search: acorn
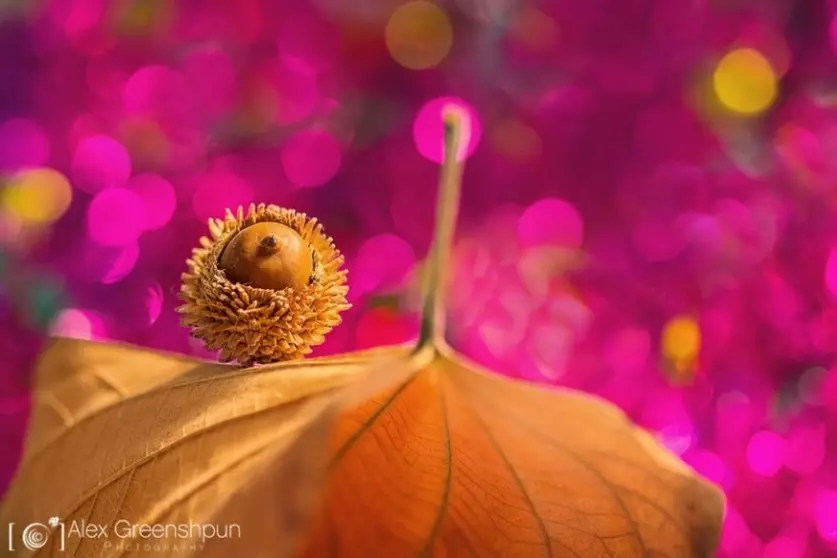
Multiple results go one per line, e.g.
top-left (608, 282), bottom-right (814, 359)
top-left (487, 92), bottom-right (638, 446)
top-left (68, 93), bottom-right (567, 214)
top-left (177, 203), bottom-right (350, 365)
top-left (219, 221), bottom-right (313, 291)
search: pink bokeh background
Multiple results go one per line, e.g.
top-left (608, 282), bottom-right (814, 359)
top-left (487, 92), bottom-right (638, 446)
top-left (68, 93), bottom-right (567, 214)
top-left (1, 0), bottom-right (837, 555)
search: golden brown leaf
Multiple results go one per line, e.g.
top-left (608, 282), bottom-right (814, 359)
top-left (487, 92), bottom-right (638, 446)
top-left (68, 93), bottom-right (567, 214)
top-left (299, 109), bottom-right (723, 557)
top-left (302, 343), bottom-right (723, 557)
top-left (22, 339), bottom-right (231, 461)
top-left (0, 339), bottom-right (392, 558)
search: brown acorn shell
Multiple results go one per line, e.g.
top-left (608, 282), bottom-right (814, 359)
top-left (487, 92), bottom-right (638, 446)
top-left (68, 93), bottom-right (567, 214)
top-left (177, 203), bottom-right (350, 365)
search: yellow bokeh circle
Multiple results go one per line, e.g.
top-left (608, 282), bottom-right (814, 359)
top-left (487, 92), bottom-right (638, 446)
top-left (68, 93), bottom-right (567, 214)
top-left (385, 1), bottom-right (453, 70)
top-left (661, 315), bottom-right (701, 363)
top-left (1, 167), bottom-right (73, 225)
top-left (713, 48), bottom-right (778, 116)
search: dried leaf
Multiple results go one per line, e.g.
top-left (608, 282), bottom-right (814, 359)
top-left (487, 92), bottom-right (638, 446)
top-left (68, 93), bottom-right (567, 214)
top-left (0, 340), bottom-right (392, 557)
top-left (300, 109), bottom-right (724, 557)
top-left (23, 339), bottom-right (231, 461)
top-left (1, 108), bottom-right (724, 558)
top-left (303, 344), bottom-right (724, 557)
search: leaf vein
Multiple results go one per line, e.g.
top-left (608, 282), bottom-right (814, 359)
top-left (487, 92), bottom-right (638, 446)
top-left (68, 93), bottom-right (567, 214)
top-left (25, 359), bottom-right (358, 468)
top-left (53, 396), bottom-right (314, 526)
top-left (419, 380), bottom-right (452, 557)
top-left (329, 376), bottom-right (418, 467)
top-left (485, 399), bottom-right (650, 556)
top-left (456, 383), bottom-right (556, 558)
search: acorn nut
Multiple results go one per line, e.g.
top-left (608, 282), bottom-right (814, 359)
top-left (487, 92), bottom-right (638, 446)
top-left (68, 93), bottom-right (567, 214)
top-left (178, 203), bottom-right (351, 365)
top-left (219, 221), bottom-right (313, 290)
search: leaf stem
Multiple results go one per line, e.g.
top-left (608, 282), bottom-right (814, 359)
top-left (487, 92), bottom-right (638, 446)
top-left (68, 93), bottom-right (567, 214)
top-left (417, 107), bottom-right (467, 350)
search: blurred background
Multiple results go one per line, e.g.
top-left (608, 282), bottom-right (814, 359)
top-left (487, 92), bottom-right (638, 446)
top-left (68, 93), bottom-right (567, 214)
top-left (1, 0), bottom-right (837, 555)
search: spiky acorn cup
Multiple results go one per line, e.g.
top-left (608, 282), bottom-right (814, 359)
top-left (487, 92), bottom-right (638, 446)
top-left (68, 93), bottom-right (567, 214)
top-left (177, 203), bottom-right (350, 365)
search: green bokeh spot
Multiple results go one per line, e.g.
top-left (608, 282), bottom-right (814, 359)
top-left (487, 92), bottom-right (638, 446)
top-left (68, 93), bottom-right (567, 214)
top-left (769, 380), bottom-right (802, 425)
top-left (26, 277), bottom-right (67, 330)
